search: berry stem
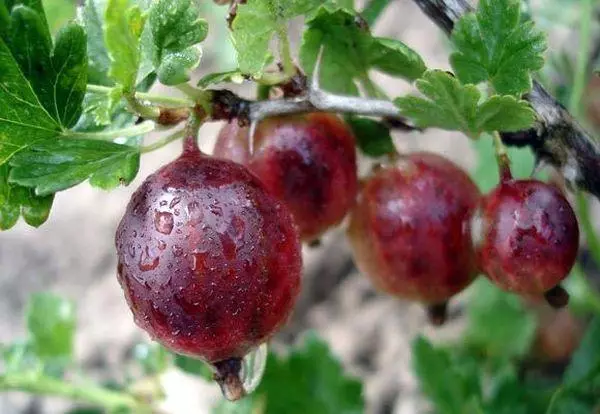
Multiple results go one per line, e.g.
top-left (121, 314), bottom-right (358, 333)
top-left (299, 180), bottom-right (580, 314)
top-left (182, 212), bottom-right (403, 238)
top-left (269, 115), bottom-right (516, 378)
top-left (182, 113), bottom-right (203, 155)
top-left (212, 358), bottom-right (246, 402)
top-left (493, 132), bottom-right (512, 182)
top-left (65, 120), bottom-right (156, 141)
top-left (0, 373), bottom-right (152, 413)
top-left (86, 84), bottom-right (195, 108)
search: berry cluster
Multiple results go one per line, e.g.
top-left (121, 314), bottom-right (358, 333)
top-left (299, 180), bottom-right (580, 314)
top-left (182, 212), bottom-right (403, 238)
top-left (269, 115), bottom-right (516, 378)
top-left (115, 113), bottom-right (579, 399)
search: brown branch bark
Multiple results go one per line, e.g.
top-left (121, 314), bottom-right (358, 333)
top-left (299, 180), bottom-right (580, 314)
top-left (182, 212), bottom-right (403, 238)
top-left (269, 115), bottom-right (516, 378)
top-left (411, 0), bottom-right (600, 199)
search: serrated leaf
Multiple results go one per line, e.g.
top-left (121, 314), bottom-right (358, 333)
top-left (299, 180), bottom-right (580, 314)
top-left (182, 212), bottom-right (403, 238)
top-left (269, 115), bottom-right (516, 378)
top-left (214, 333), bottom-right (363, 414)
top-left (450, 0), bottom-right (546, 96)
top-left (173, 354), bottom-right (213, 380)
top-left (197, 69), bottom-right (244, 88)
top-left (104, 0), bottom-right (145, 91)
top-left (464, 279), bottom-right (536, 358)
top-left (0, 163), bottom-right (53, 229)
top-left (231, 0), bottom-right (321, 76)
top-left (0, 37), bottom-right (61, 166)
top-left (9, 139), bottom-right (140, 196)
top-left (413, 337), bottom-right (483, 414)
top-left (6, 6), bottom-right (87, 129)
top-left (300, 8), bottom-right (425, 95)
top-left (149, 0), bottom-right (208, 85)
top-left (368, 37), bottom-right (425, 81)
top-left (27, 293), bottom-right (75, 360)
top-left (395, 70), bottom-right (535, 138)
top-left (155, 46), bottom-right (202, 86)
top-left (346, 116), bottom-right (395, 157)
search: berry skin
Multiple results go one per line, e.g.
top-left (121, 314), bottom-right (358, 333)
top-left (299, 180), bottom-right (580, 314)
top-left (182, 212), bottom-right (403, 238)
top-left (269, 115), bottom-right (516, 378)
top-left (347, 153), bottom-right (480, 322)
top-left (473, 179), bottom-right (579, 303)
top-left (115, 148), bottom-right (302, 365)
top-left (214, 113), bottom-right (358, 243)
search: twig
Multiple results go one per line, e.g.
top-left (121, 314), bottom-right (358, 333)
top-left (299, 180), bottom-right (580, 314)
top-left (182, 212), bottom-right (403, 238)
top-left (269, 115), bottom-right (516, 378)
top-left (411, 0), bottom-right (600, 200)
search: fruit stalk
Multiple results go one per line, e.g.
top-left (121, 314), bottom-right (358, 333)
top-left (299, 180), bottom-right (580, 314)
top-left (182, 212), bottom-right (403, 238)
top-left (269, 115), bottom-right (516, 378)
top-left (0, 373), bottom-right (151, 413)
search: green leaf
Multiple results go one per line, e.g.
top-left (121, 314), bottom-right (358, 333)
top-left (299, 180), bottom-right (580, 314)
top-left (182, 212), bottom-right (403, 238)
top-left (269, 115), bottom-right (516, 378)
top-left (464, 279), bottom-right (536, 358)
top-left (368, 37), bottom-right (426, 81)
top-left (6, 5), bottom-right (87, 129)
top-left (449, 0), bottom-right (546, 96)
top-left (0, 164), bottom-right (53, 229)
top-left (83, 87), bottom-right (123, 126)
top-left (26, 293), bottom-right (76, 360)
top-left (0, 40), bottom-right (63, 174)
top-left (300, 8), bottom-right (425, 95)
top-left (412, 337), bottom-right (483, 414)
top-left (361, 0), bottom-right (390, 26)
top-left (9, 139), bottom-right (140, 196)
top-left (148, 0), bottom-right (208, 85)
top-left (394, 70), bottom-right (535, 138)
top-left (197, 70), bottom-right (245, 88)
top-left (82, 0), bottom-right (113, 86)
top-left (173, 354), bottom-right (213, 380)
top-left (563, 317), bottom-right (600, 386)
top-left (104, 0), bottom-right (146, 91)
top-left (231, 0), bottom-right (322, 76)
top-left (346, 116), bottom-right (395, 157)
top-left (214, 333), bottom-right (363, 414)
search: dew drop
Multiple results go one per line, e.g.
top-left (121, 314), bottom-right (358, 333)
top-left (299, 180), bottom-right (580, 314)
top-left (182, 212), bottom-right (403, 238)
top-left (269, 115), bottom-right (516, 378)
top-left (160, 200), bottom-right (168, 207)
top-left (241, 343), bottom-right (268, 394)
top-left (170, 196), bottom-right (182, 209)
top-left (139, 246), bottom-right (160, 271)
top-left (187, 201), bottom-right (204, 226)
top-left (154, 211), bottom-right (174, 235)
top-left (127, 244), bottom-right (136, 258)
top-left (157, 240), bottom-right (167, 250)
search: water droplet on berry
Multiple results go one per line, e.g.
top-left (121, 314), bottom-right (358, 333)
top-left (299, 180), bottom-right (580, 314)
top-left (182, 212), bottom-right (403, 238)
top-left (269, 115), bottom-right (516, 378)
top-left (187, 201), bottom-right (204, 225)
top-left (172, 245), bottom-right (184, 257)
top-left (154, 211), bottom-right (174, 235)
top-left (139, 246), bottom-right (159, 271)
top-left (240, 342), bottom-right (268, 395)
top-left (170, 196), bottom-right (182, 209)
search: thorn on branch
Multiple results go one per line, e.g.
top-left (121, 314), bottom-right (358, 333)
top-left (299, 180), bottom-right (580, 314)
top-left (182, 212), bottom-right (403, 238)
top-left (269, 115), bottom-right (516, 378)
top-left (412, 0), bottom-right (600, 200)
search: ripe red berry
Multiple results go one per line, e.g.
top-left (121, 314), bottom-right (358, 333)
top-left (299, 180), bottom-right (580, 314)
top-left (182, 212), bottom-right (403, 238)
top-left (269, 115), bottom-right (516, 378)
top-left (347, 152), bottom-right (481, 324)
top-left (473, 179), bottom-right (579, 307)
top-left (115, 146), bottom-right (302, 378)
top-left (214, 113), bottom-right (358, 243)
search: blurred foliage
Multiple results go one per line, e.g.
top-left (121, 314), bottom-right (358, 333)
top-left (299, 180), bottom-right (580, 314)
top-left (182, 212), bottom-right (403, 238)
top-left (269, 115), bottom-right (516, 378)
top-left (43, 0), bottom-right (76, 33)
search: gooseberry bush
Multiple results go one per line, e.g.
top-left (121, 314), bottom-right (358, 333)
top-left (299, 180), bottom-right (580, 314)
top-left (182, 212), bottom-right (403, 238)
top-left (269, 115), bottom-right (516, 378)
top-left (2, 0), bottom-right (600, 412)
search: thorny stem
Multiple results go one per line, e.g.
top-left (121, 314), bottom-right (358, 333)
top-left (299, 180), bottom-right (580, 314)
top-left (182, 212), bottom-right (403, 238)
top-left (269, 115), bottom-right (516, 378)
top-left (65, 121), bottom-right (156, 141)
top-left (0, 373), bottom-right (152, 413)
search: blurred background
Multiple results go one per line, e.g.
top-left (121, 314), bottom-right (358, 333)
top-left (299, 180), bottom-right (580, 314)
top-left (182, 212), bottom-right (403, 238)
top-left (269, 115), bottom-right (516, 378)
top-left (1, 0), bottom-right (600, 413)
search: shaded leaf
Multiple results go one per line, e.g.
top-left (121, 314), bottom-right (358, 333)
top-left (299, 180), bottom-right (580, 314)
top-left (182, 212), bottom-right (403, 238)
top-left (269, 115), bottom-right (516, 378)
top-left (9, 139), bottom-right (140, 195)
